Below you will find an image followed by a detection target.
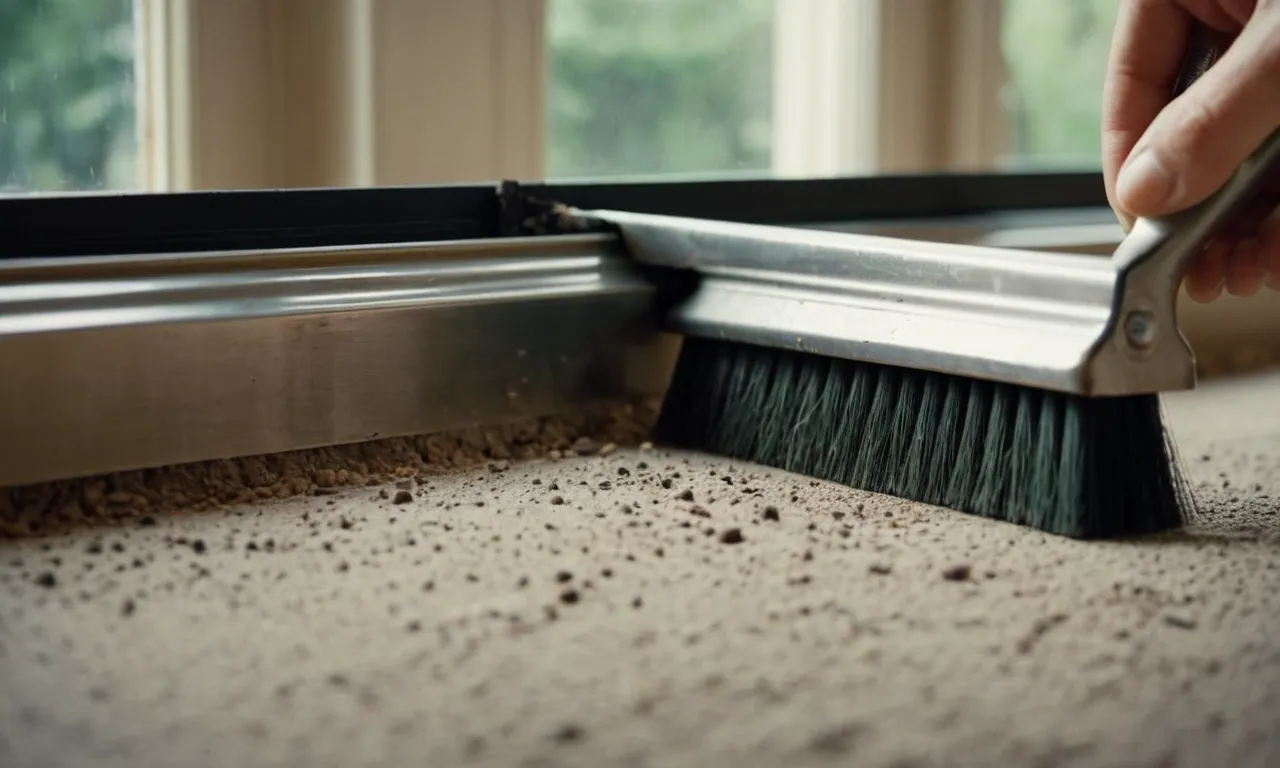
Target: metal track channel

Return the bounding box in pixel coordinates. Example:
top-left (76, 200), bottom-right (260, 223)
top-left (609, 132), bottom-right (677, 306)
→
top-left (0, 235), bottom-right (678, 487)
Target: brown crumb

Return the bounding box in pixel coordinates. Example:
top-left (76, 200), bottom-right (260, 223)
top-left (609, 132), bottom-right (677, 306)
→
top-left (942, 564), bottom-right (972, 581)
top-left (550, 723), bottom-right (585, 743)
top-left (719, 528), bottom-right (744, 545)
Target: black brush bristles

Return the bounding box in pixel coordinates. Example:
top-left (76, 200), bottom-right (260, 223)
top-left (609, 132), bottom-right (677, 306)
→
top-left (655, 338), bottom-right (1196, 539)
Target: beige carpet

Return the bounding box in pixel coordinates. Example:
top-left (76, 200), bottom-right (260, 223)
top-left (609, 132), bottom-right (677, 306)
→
top-left (1, 372), bottom-right (1277, 768)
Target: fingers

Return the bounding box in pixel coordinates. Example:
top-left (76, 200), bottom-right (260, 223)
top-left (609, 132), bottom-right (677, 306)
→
top-left (1114, 5), bottom-right (1280, 218)
top-left (1225, 238), bottom-right (1266, 297)
top-left (1260, 213), bottom-right (1280, 287)
top-left (1185, 212), bottom-right (1280, 301)
top-left (1102, 0), bottom-right (1194, 225)
top-left (1185, 241), bottom-right (1228, 301)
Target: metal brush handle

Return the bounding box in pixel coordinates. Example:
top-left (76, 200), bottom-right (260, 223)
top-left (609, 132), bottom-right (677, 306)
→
top-left (1099, 20), bottom-right (1280, 392)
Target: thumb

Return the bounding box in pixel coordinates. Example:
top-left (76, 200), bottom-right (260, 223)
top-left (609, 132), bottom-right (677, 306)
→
top-left (1116, 14), bottom-right (1280, 218)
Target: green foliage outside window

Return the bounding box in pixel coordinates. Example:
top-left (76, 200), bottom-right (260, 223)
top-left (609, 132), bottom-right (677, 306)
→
top-left (1000, 0), bottom-right (1122, 170)
top-left (0, 0), bottom-right (136, 192)
top-left (545, 0), bottom-right (774, 180)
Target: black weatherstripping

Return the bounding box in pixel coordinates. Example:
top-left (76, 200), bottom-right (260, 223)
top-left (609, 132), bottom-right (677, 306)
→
top-left (0, 171), bottom-right (1108, 259)
top-left (0, 184), bottom-right (500, 259)
top-left (519, 171), bottom-right (1108, 226)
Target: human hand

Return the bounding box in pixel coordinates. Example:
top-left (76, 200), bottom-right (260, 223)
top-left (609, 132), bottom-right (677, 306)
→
top-left (1102, 0), bottom-right (1280, 302)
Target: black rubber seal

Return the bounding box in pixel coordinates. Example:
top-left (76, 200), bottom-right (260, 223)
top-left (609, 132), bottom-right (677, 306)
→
top-left (0, 172), bottom-right (1108, 258)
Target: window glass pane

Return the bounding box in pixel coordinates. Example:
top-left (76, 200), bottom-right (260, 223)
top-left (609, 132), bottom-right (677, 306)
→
top-left (545, 0), bottom-right (774, 181)
top-left (0, 0), bottom-right (139, 194)
top-left (999, 0), bottom-right (1121, 171)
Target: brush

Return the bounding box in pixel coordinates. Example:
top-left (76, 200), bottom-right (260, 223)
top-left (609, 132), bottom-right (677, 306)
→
top-left (539, 25), bottom-right (1280, 539)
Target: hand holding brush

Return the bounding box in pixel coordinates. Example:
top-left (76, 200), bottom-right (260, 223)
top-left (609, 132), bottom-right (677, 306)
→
top-left (1104, 0), bottom-right (1280, 301)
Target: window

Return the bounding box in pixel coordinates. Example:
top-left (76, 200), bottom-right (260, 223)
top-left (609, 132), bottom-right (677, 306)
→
top-left (545, 0), bottom-right (775, 181)
top-left (0, 0), bottom-right (140, 193)
top-left (998, 0), bottom-right (1121, 171)
top-left (0, 0), bottom-right (1135, 192)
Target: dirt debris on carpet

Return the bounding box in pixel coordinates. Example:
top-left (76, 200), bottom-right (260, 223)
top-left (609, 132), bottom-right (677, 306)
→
top-left (0, 398), bottom-right (659, 538)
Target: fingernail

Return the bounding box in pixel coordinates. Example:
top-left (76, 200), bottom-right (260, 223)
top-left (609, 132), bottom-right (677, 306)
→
top-left (1117, 149), bottom-right (1179, 213)
top-left (1115, 209), bottom-right (1135, 233)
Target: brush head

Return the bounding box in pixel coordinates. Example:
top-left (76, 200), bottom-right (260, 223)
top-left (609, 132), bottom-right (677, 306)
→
top-left (656, 337), bottom-right (1196, 539)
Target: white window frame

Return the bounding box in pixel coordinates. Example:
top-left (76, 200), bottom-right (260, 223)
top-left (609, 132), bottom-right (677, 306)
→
top-left (140, 0), bottom-right (545, 191)
top-left (771, 0), bottom-right (1010, 177)
top-left (140, 0), bottom-right (1013, 190)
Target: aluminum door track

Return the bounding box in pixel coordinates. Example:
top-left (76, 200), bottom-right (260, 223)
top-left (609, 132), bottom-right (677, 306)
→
top-left (0, 235), bottom-right (679, 488)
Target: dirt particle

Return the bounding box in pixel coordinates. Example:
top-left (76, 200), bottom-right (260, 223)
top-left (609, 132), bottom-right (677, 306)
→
top-left (689, 506), bottom-right (711, 519)
top-left (598, 481), bottom-right (612, 490)
top-left (869, 563), bottom-right (892, 575)
top-left (190, 539), bottom-right (207, 555)
top-left (1164, 613), bottom-right (1198, 630)
top-left (942, 564), bottom-right (971, 581)
top-left (34, 572), bottom-right (56, 588)
top-left (550, 723), bottom-right (585, 743)
top-left (1017, 612), bottom-right (1069, 654)
top-left (808, 722), bottom-right (865, 755)
top-left (138, 516), bottom-right (157, 527)
top-left (632, 596), bottom-right (643, 608)
top-left (719, 528), bottom-right (744, 545)
top-left (392, 490), bottom-right (413, 505)
top-left (550, 495), bottom-right (565, 505)
top-left (406, 620), bottom-right (422, 633)
top-left (121, 598), bottom-right (136, 617)
top-left (661, 478), bottom-right (673, 489)
top-left (560, 589), bottom-right (580, 605)
top-left (555, 570), bottom-right (573, 583)
top-left (762, 505), bottom-right (780, 521)
top-left (571, 437), bottom-right (599, 454)
top-left (677, 489), bottom-right (694, 501)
